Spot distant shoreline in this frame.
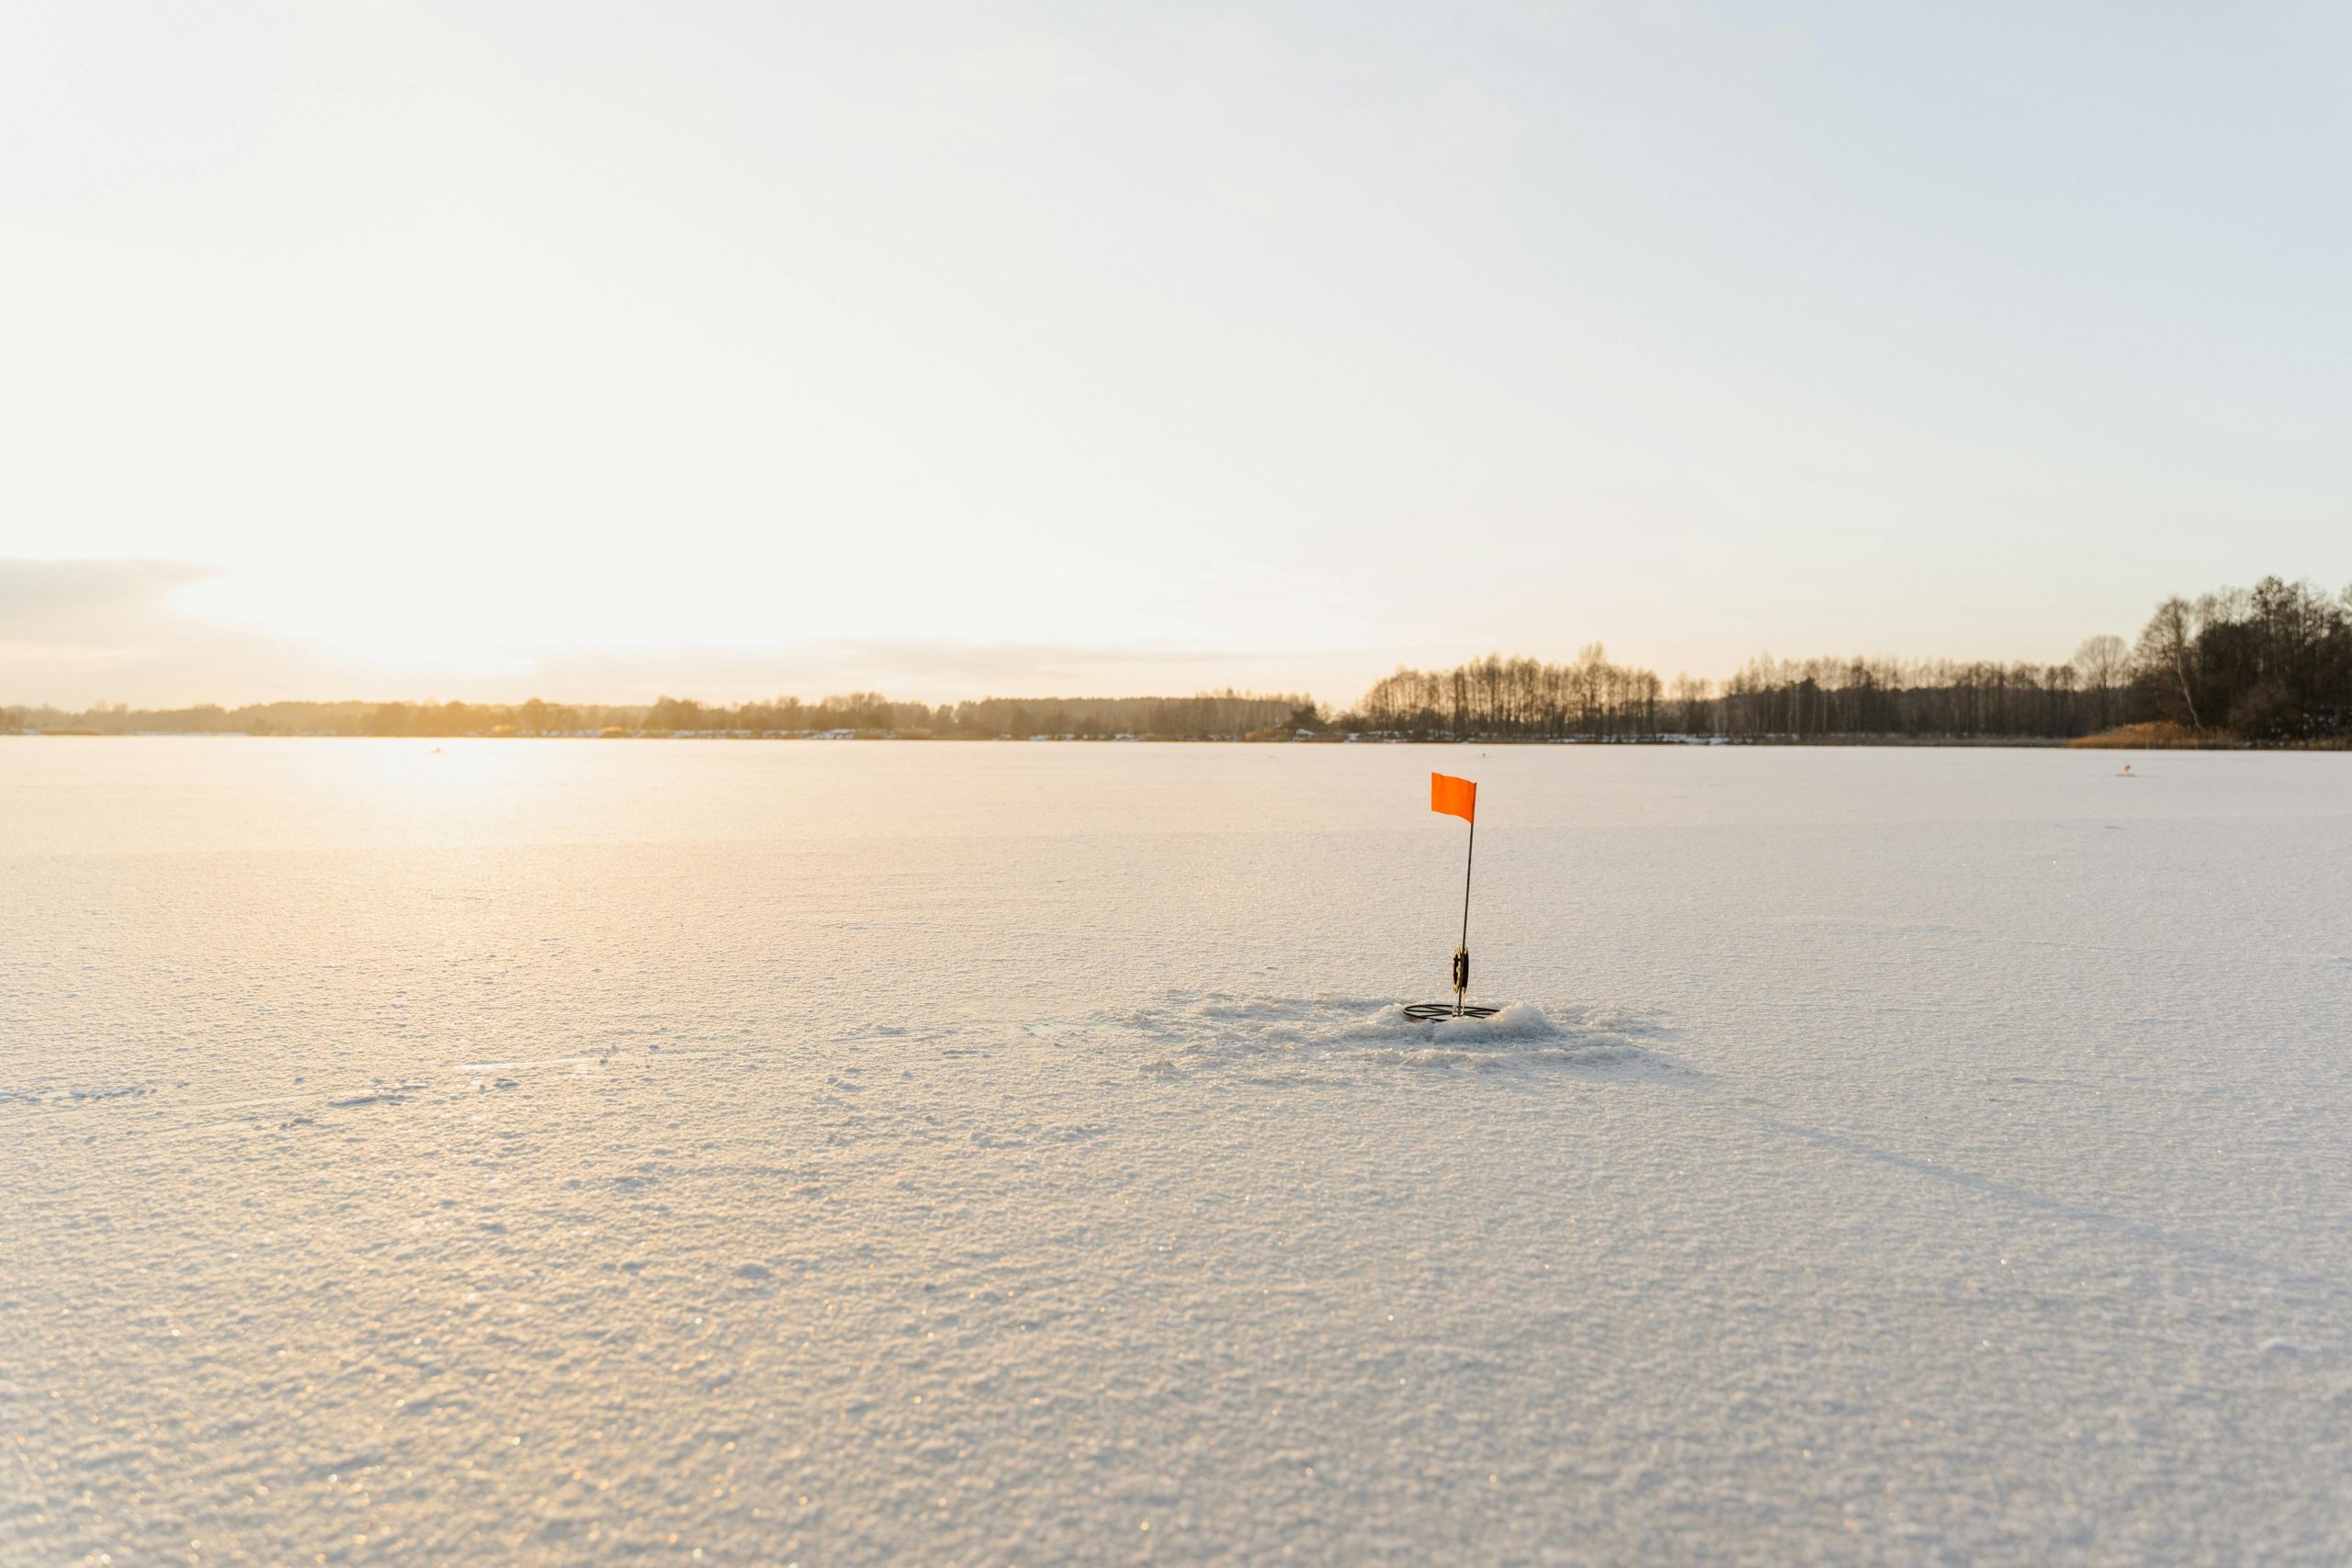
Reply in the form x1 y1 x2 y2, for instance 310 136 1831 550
11 571 2348 749
8 728 2342 750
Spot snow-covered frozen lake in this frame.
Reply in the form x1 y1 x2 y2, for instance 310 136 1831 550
5 738 2349 1564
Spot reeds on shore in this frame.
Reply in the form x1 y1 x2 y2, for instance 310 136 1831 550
2068 722 2350 750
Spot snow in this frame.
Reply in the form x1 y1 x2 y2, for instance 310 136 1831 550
3 739 2349 1564
1099 995 1666 1075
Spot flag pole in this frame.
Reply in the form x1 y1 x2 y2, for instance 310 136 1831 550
1455 817 1475 1016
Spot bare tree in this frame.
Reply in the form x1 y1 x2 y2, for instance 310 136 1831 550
2135 597 2203 731
2072 635 2129 732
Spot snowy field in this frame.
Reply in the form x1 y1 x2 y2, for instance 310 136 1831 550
4 738 2349 1565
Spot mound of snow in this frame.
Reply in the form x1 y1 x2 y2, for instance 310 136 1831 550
1360 1000 1562 1042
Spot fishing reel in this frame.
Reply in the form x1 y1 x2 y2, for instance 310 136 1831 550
1404 948 1497 1021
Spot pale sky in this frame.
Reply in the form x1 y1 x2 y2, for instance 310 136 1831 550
5 2 2348 709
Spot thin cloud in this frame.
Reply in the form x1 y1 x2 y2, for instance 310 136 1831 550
0 558 214 643
0 558 362 708
1 559 1435 708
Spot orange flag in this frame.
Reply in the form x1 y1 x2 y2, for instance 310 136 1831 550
1430 772 1476 824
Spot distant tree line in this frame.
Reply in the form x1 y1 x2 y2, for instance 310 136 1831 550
1350 646 1664 739
1337 577 2351 745
0 698 648 739
628 689 1316 739
2 689 1317 741
2129 578 2352 742
1706 651 2126 740
7 579 2346 745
